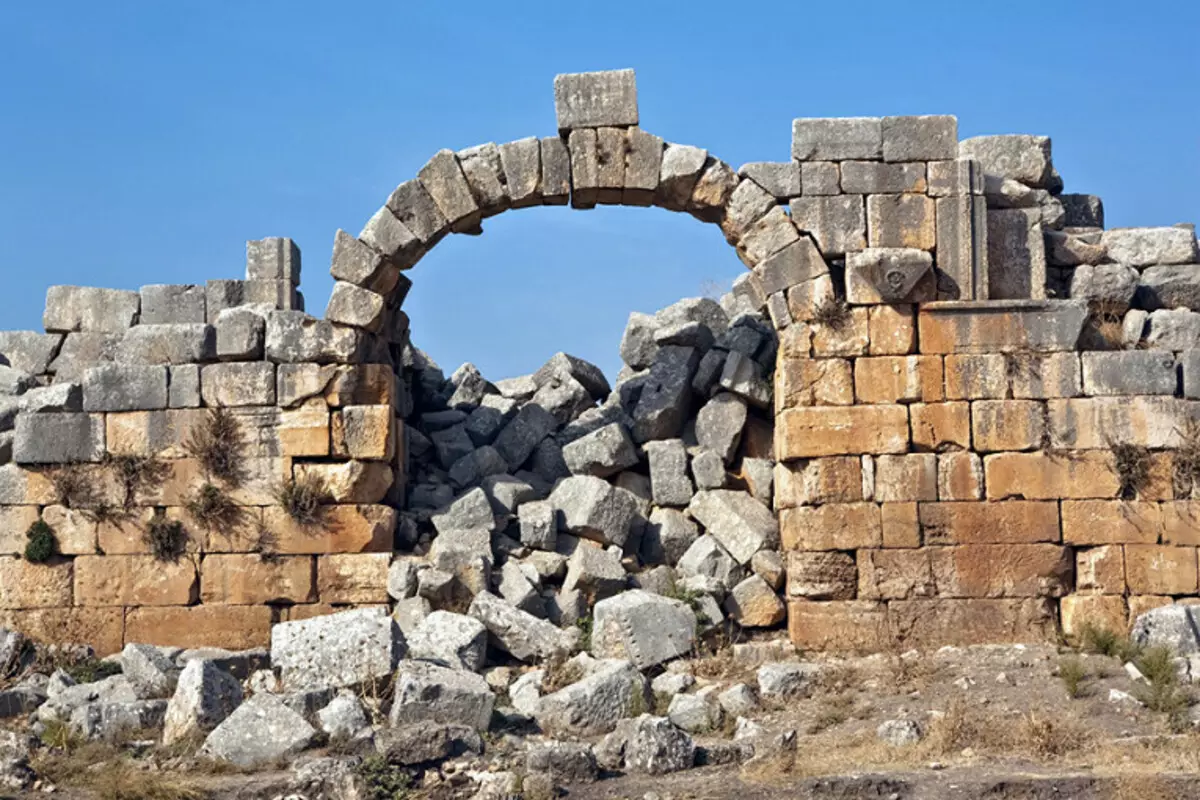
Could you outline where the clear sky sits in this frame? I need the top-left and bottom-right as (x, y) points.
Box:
(1, 2), (1197, 382)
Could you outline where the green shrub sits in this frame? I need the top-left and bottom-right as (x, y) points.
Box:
(355, 755), (411, 800)
(1058, 656), (1087, 699)
(24, 520), (57, 563)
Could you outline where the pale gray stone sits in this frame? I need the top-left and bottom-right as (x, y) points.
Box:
(201, 693), (316, 768)
(790, 195), (866, 257)
(82, 364), (167, 411)
(390, 660), (494, 731)
(753, 237), (829, 296)
(494, 404), (558, 469)
(1131, 605), (1200, 655)
(200, 362), (275, 406)
(718, 683), (758, 717)
(499, 137), (542, 208)
(481, 473), (538, 516)
(175, 648), (268, 680)
(497, 559), (543, 615)
(691, 449), (727, 490)
(725, 575), (786, 627)
(407, 611), (488, 672)
(140, 284), (206, 324)
(554, 69), (637, 130)
(385, 178), (450, 246)
(1147, 309), (1200, 350)
(242, 278), (300, 310)
(535, 659), (648, 737)
(331, 228), (404, 291)
(265, 311), (361, 364)
(519, 500), (557, 551)
(738, 161), (801, 199)
(928, 158), (984, 198)
(688, 490), (778, 565)
(644, 439), (693, 507)
(800, 162), (840, 196)
(959, 135), (1054, 188)
(643, 508), (699, 567)
(325, 282), (386, 333)
(470, 591), (568, 662)
(721, 179), (775, 239)
(1123, 309), (1150, 349)
(419, 149), (480, 232)
(562, 545), (626, 603)
(431, 487), (498, 535)
(718, 351), (771, 409)
(620, 312), (660, 369)
(618, 715), (695, 774)
(44, 286), (140, 333)
(540, 136), (571, 205)
(36, 675), (138, 725)
(246, 237), (301, 284)
(988, 208), (1046, 300)
(657, 144), (708, 211)
(0, 331), (63, 375)
(317, 690), (370, 740)
(1135, 265), (1200, 311)
(12, 412), (103, 464)
(205, 280), (245, 323)
(69, 699), (167, 741)
(121, 642), (179, 699)
(562, 423), (638, 478)
(168, 365), (200, 408)
(457, 142), (510, 216)
(116, 323), (216, 365)
(534, 352), (611, 400)
(757, 662), (819, 702)
(696, 393), (747, 463)
(393, 596), (433, 638)
(162, 659), (244, 746)
(792, 117), (881, 161)
(1103, 227), (1198, 267)
(632, 346), (699, 442)
(531, 372), (593, 424)
(1081, 351), (1177, 396)
(878, 719), (923, 746)
(1068, 263), (1137, 308)
(431, 424), (475, 470)
(677, 535), (743, 588)
(374, 721), (482, 766)
(214, 307), (266, 361)
(840, 161), (926, 194)
(1046, 230), (1107, 267)
(47, 333), (120, 383)
(667, 689), (722, 734)
(550, 475), (639, 547)
(623, 126), (664, 207)
(655, 297), (729, 335)
(526, 741), (599, 783)
(448, 446), (508, 489)
(271, 608), (405, 692)
(592, 590), (696, 669)
(882, 115), (957, 162)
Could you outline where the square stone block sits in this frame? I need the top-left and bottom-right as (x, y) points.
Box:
(554, 69), (638, 130)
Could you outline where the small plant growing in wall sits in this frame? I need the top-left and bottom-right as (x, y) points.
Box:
(1110, 441), (1152, 500)
(143, 514), (190, 563)
(185, 407), (247, 487)
(1173, 420), (1200, 499)
(275, 472), (334, 529)
(23, 520), (57, 563)
(811, 296), (851, 331)
(50, 464), (96, 509)
(184, 482), (244, 533)
(105, 453), (171, 510)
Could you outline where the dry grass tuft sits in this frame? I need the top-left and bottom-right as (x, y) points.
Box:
(51, 464), (98, 509)
(1087, 299), (1127, 351)
(106, 453), (172, 509)
(1058, 655), (1089, 699)
(1173, 419), (1200, 498)
(811, 297), (851, 331)
(275, 473), (334, 528)
(541, 653), (584, 694)
(185, 408), (246, 487)
(1110, 442), (1153, 500)
(184, 483), (245, 532)
(143, 516), (191, 563)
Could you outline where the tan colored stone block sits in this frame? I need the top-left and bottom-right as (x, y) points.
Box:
(265, 504), (395, 554)
(854, 356), (943, 404)
(135, 458), (203, 507)
(95, 509), (159, 555)
(909, 402), (971, 452)
(1125, 545), (1198, 595)
(971, 400), (1046, 452)
(279, 404), (330, 457)
(740, 417), (774, 461)
(40, 505), (98, 555)
(778, 324), (812, 359)
(332, 405), (395, 462)
(0, 557), (73, 608)
(785, 551), (857, 600)
(775, 358), (853, 412)
(74, 555), (198, 607)
(985, 451), (1120, 500)
(858, 548), (934, 600)
(944, 354), (1007, 400)
(282, 603), (389, 622)
(937, 452), (982, 501)
(788, 600), (889, 652)
(811, 307), (869, 357)
(294, 461), (394, 505)
(1127, 595), (1173, 622)
(786, 275), (837, 325)
(1061, 594), (1128, 639)
(0, 465), (57, 505)
(781, 503), (881, 551)
(187, 506), (263, 553)
(1009, 352), (1081, 399)
(226, 458), (292, 507)
(1163, 502), (1200, 546)
(1143, 453), (1176, 501)
(919, 501), (1060, 544)
(1047, 397), (1193, 450)
(774, 458), (863, 508)
(874, 454), (937, 503)
(277, 364), (341, 409)
(44, 464), (124, 509)
(200, 554), (315, 605)
(867, 194), (936, 250)
(317, 553), (391, 604)
(1076, 546), (1126, 594)
(327, 364), (395, 408)
(105, 409), (207, 458)
(776, 406), (909, 459)
(917, 302), (1088, 355)
(930, 544), (1072, 598)
(889, 598), (1058, 648)
(868, 304), (916, 355)
(0, 608), (124, 656)
(881, 502), (920, 548)
(0, 506), (42, 555)
(1061, 501), (1161, 545)
(125, 605), (274, 651)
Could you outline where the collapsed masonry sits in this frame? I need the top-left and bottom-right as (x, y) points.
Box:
(0, 68), (1198, 667)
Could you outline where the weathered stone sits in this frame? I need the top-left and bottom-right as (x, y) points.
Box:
(677, 535), (743, 589)
(535, 659), (648, 737)
(81, 364), (167, 412)
(457, 142), (510, 216)
(1131, 605), (1200, 655)
(200, 362), (275, 406)
(867, 193), (936, 251)
(642, 508), (699, 567)
(738, 161), (801, 198)
(375, 721), (482, 766)
(69, 699), (167, 741)
(497, 137), (541, 208)
(611, 715), (695, 775)
(688, 157), (739, 217)
(1135, 265), (1200, 311)
(1061, 194), (1105, 228)
(390, 660), (494, 731)
(0, 331), (62, 375)
(201, 693), (316, 768)
(325, 282), (386, 333)
(790, 196), (867, 257)
(493, 404), (557, 469)
(550, 475), (638, 548)
(265, 312), (361, 364)
(44, 286), (140, 334)
(786, 551), (856, 600)
(271, 608), (404, 692)
(562, 423), (637, 478)
(418, 149), (480, 231)
(469, 591), (568, 662)
(846, 248), (935, 304)
(1070, 263), (1138, 307)
(163, 659), (244, 746)
(840, 161), (927, 194)
(539, 136), (571, 205)
(641, 439), (692, 507)
(792, 117), (881, 161)
(917, 300), (1088, 354)
(881, 115), (957, 161)
(958, 135), (1054, 188)
(695, 393), (747, 463)
(246, 237), (301, 284)
(13, 412), (104, 464)
(592, 590), (695, 669)
(757, 662), (818, 702)
(1081, 350), (1177, 395)
(1103, 227), (1198, 267)
(140, 284), (206, 325)
(119, 642), (179, 699)
(562, 545), (626, 603)
(726, 575), (786, 627)
(316, 690), (370, 741)
(554, 69), (637, 130)
(776, 405), (909, 458)
(407, 611), (488, 672)
(688, 490), (778, 564)
(432, 487), (497, 536)
(1147, 309), (1200, 350)
(1046, 230), (1106, 267)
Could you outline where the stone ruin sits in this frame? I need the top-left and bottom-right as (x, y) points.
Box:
(0, 66), (1199, 669)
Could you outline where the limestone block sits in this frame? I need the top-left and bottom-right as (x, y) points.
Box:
(786, 551), (856, 601)
(74, 555), (197, 607)
(418, 149), (480, 232)
(469, 591), (567, 662)
(792, 117), (882, 161)
(987, 208), (1046, 299)
(787, 600), (888, 652)
(887, 598), (1058, 649)
(1103, 227), (1198, 268)
(790, 196), (866, 257)
(1081, 351), (1176, 396)
(917, 300), (1088, 354)
(295, 461), (391, 505)
(13, 412), (105, 464)
(935, 195), (987, 301)
(840, 161), (926, 194)
(846, 248), (934, 305)
(457, 142), (510, 217)
(1060, 194), (1105, 228)
(1134, 264), (1200, 311)
(592, 590), (696, 668)
(726, 574), (786, 627)
(776, 405), (909, 459)
(866, 304), (916, 356)
(44, 286), (140, 334)
(0, 557), (73, 608)
(0, 506), (40, 554)
(116, 323), (216, 366)
(809, 304), (868, 356)
(937, 452), (983, 501)
(551, 475), (639, 548)
(774, 456), (863, 508)
(498, 137), (542, 208)
(800, 162), (840, 195)
(82, 364), (167, 412)
(140, 285), (206, 325)
(754, 240), (830, 304)
(125, 605), (272, 652)
(873, 454), (937, 503)
(1146, 308), (1200, 350)
(1162, 502), (1200, 545)
(272, 607), (402, 692)
(780, 503), (882, 551)
(853, 355), (942, 405)
(736, 207), (800, 265)
(554, 69), (637, 130)
(245, 238), (300, 285)
(928, 544), (1073, 598)
(958, 135), (1054, 188)
(169, 365), (201, 408)
(213, 308), (266, 362)
(568, 128), (599, 208)
(688, 157), (739, 219)
(330, 230), (403, 294)
(943, 354), (1006, 399)
(688, 490), (778, 564)
(1061, 594), (1127, 639)
(920, 501), (1060, 544)
(242, 279), (300, 311)
(204, 280), (245, 324)
(909, 402), (971, 452)
(1047, 396), (1192, 450)
(927, 158), (984, 198)
(48, 333), (120, 383)
(200, 554), (315, 605)
(867, 194), (936, 251)
(623, 127), (664, 206)
(644, 439), (693, 507)
(265, 505), (395, 555)
(325, 282), (386, 333)
(562, 423), (638, 478)
(1076, 545), (1126, 594)
(720, 179), (775, 239)
(1125, 545), (1198, 595)
(1060, 501), (1161, 545)
(0, 331), (63, 375)
(265, 312), (362, 364)
(971, 400), (1045, 452)
(385, 179), (449, 246)
(881, 115), (957, 161)
(738, 161), (801, 198)
(318, 553), (392, 604)
(985, 451), (1119, 500)
(593, 127), (627, 205)
(40, 505), (98, 555)
(200, 363), (275, 407)
(539, 136), (571, 205)
(775, 357), (853, 411)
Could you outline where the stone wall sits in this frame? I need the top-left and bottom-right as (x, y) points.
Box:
(0, 68), (1197, 654)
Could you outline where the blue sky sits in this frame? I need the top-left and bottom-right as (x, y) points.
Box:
(1, 2), (1197, 381)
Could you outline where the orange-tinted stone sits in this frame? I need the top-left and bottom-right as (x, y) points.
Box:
(854, 356), (943, 404)
(985, 451), (1120, 500)
(909, 402), (971, 452)
(919, 501), (1060, 544)
(776, 406), (909, 459)
(1061, 594), (1128, 639)
(1061, 501), (1161, 545)
(316, 553), (391, 604)
(125, 605), (274, 651)
(1125, 545), (1198, 595)
(788, 600), (889, 652)
(881, 502), (920, 548)
(781, 503), (882, 551)
(200, 554), (315, 605)
(0, 557), (73, 608)
(971, 400), (1046, 452)
(74, 555), (198, 607)
(265, 505), (396, 554)
(1076, 545), (1126, 594)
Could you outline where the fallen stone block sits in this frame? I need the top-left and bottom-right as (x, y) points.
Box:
(120, 643), (179, 699)
(695, 393), (747, 463)
(1131, 605), (1200, 655)
(644, 439), (694, 507)
(687, 490), (779, 564)
(725, 575), (786, 628)
(469, 591), (569, 662)
(738, 161), (801, 199)
(846, 248), (935, 305)
(604, 714), (695, 775)
(69, 700), (167, 741)
(389, 660), (494, 731)
(562, 422), (638, 478)
(535, 659), (648, 737)
(162, 659), (244, 746)
(550, 475), (639, 548)
(406, 611), (488, 672)
(592, 590), (696, 669)
(757, 662), (819, 703)
(562, 546), (627, 604)
(677, 535), (744, 589)
(201, 692), (316, 768)
(271, 608), (405, 692)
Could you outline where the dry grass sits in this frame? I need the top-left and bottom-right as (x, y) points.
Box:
(541, 653), (584, 694)
(1110, 442), (1152, 500)
(185, 408), (246, 487)
(51, 463), (98, 509)
(106, 453), (171, 509)
(143, 516), (191, 563)
(1173, 419), (1200, 499)
(1087, 299), (1127, 351)
(811, 297), (851, 331)
(184, 483), (245, 532)
(274, 473), (334, 528)
(1058, 655), (1089, 699)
